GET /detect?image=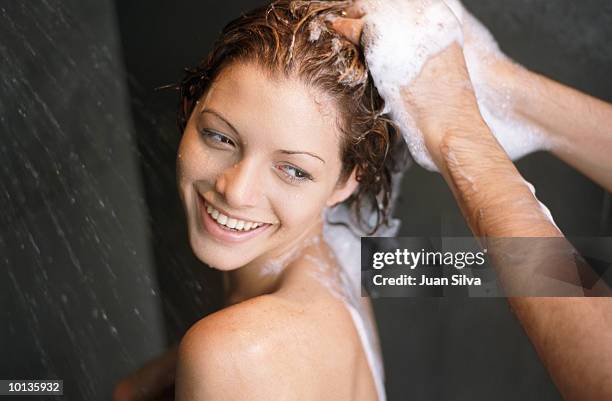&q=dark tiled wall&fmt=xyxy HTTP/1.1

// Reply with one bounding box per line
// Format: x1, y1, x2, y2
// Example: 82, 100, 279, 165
0, 0, 167, 400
